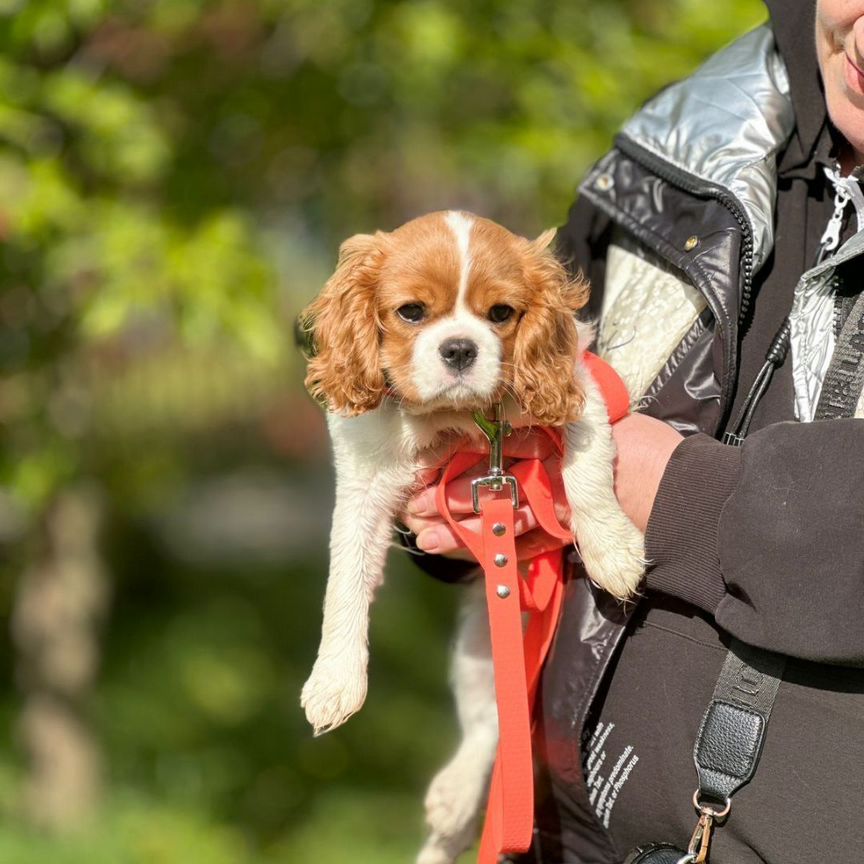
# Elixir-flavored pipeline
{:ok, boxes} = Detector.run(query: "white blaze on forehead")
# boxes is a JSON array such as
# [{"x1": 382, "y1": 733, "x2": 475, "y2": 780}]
[
  {"x1": 406, "y1": 211, "x2": 501, "y2": 406},
  {"x1": 445, "y1": 210, "x2": 474, "y2": 311}
]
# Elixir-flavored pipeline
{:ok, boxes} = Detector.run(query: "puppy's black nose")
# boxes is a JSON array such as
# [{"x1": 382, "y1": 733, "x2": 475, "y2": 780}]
[{"x1": 439, "y1": 338, "x2": 478, "y2": 371}]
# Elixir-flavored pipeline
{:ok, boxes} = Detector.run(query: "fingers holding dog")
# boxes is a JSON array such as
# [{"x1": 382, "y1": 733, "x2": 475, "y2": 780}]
[{"x1": 403, "y1": 504, "x2": 542, "y2": 555}]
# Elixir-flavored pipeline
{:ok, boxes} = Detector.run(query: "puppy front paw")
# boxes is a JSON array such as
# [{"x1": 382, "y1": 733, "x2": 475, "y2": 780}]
[
  {"x1": 576, "y1": 511, "x2": 645, "y2": 601},
  {"x1": 419, "y1": 745, "x2": 489, "y2": 862},
  {"x1": 300, "y1": 653, "x2": 368, "y2": 735},
  {"x1": 416, "y1": 830, "x2": 475, "y2": 864}
]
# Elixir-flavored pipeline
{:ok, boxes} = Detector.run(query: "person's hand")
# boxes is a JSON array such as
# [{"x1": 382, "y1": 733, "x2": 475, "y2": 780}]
[
  {"x1": 611, "y1": 413, "x2": 683, "y2": 533},
  {"x1": 402, "y1": 428, "x2": 572, "y2": 562},
  {"x1": 400, "y1": 414, "x2": 683, "y2": 561}
]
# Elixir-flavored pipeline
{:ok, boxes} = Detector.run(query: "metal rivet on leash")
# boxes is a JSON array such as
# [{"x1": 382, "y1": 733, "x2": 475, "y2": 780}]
[
  {"x1": 596, "y1": 173, "x2": 613, "y2": 191},
  {"x1": 496, "y1": 585, "x2": 511, "y2": 598},
  {"x1": 494, "y1": 553, "x2": 508, "y2": 567},
  {"x1": 492, "y1": 522, "x2": 506, "y2": 536},
  {"x1": 684, "y1": 235, "x2": 699, "y2": 251}
]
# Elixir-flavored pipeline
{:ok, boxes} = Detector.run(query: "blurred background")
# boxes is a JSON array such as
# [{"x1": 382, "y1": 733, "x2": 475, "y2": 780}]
[{"x1": 0, "y1": 1, "x2": 764, "y2": 861}]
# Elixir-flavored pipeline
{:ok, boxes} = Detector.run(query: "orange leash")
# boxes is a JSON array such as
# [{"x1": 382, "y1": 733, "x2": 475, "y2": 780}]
[{"x1": 435, "y1": 352, "x2": 630, "y2": 862}]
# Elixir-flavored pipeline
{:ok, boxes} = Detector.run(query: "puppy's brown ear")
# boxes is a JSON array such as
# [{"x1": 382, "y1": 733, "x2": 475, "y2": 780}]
[
  {"x1": 512, "y1": 230, "x2": 590, "y2": 426},
  {"x1": 531, "y1": 227, "x2": 558, "y2": 253},
  {"x1": 525, "y1": 227, "x2": 588, "y2": 316},
  {"x1": 301, "y1": 232, "x2": 388, "y2": 415}
]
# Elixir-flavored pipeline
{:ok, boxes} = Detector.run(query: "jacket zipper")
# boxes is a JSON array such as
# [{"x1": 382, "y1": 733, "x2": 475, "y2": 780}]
[
  {"x1": 820, "y1": 162, "x2": 861, "y2": 336},
  {"x1": 612, "y1": 135, "x2": 755, "y2": 417}
]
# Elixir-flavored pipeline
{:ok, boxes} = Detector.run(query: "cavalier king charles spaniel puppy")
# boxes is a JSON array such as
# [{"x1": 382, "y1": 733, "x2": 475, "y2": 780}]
[{"x1": 300, "y1": 211, "x2": 644, "y2": 864}]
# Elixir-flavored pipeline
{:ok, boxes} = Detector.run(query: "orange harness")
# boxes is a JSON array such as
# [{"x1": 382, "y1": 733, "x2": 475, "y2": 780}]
[{"x1": 435, "y1": 352, "x2": 630, "y2": 862}]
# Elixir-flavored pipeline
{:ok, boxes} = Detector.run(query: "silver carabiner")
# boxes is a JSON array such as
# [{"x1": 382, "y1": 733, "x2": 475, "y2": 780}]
[{"x1": 471, "y1": 403, "x2": 519, "y2": 513}]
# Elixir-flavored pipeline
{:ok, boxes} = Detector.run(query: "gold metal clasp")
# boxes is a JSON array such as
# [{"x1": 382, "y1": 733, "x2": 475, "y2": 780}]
[
  {"x1": 685, "y1": 792, "x2": 730, "y2": 864},
  {"x1": 687, "y1": 812, "x2": 713, "y2": 864}
]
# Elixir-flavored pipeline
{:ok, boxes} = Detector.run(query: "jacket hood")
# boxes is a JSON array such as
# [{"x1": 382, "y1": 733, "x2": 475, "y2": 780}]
[{"x1": 764, "y1": 0, "x2": 826, "y2": 172}]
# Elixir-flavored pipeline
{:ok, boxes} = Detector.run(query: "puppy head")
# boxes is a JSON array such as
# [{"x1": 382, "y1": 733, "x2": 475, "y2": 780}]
[{"x1": 302, "y1": 211, "x2": 589, "y2": 423}]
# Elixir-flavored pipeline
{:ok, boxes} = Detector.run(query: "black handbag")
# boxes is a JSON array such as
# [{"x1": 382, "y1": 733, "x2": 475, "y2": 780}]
[{"x1": 625, "y1": 842, "x2": 691, "y2": 863}]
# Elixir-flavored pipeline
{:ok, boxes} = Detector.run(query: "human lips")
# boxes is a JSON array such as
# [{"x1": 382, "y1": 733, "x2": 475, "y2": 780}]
[{"x1": 844, "y1": 51, "x2": 864, "y2": 95}]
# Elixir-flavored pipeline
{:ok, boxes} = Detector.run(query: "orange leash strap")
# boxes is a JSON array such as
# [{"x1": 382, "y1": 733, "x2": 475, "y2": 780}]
[
  {"x1": 479, "y1": 496, "x2": 535, "y2": 852},
  {"x1": 434, "y1": 352, "x2": 629, "y2": 862},
  {"x1": 437, "y1": 434, "x2": 570, "y2": 860}
]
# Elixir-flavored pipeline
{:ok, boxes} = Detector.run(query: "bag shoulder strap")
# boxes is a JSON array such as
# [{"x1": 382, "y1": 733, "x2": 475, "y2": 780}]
[{"x1": 693, "y1": 639, "x2": 786, "y2": 810}]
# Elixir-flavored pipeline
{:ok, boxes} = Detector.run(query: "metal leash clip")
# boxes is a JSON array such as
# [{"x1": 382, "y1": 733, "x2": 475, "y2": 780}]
[{"x1": 471, "y1": 403, "x2": 519, "y2": 514}]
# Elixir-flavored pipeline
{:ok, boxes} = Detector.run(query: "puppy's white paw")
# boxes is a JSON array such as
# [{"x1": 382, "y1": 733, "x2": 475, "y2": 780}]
[
  {"x1": 576, "y1": 511, "x2": 645, "y2": 601},
  {"x1": 417, "y1": 817, "x2": 479, "y2": 864},
  {"x1": 416, "y1": 839, "x2": 455, "y2": 864},
  {"x1": 423, "y1": 750, "x2": 487, "y2": 844},
  {"x1": 300, "y1": 654, "x2": 368, "y2": 735}
]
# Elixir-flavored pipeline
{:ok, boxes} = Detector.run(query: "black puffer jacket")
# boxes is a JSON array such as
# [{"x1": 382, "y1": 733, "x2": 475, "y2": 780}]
[{"x1": 523, "y1": 2, "x2": 864, "y2": 862}]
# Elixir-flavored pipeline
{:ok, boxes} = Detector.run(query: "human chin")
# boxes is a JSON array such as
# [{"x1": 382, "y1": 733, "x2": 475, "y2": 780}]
[{"x1": 816, "y1": 3, "x2": 864, "y2": 163}]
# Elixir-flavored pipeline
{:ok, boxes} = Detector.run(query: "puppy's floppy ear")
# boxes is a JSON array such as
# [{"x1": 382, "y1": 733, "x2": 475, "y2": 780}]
[
  {"x1": 301, "y1": 232, "x2": 388, "y2": 415},
  {"x1": 512, "y1": 227, "x2": 590, "y2": 426},
  {"x1": 531, "y1": 226, "x2": 558, "y2": 253}
]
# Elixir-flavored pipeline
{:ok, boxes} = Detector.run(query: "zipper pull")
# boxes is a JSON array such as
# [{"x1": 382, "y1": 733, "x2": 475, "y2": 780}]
[
  {"x1": 820, "y1": 204, "x2": 845, "y2": 253},
  {"x1": 820, "y1": 164, "x2": 854, "y2": 254}
]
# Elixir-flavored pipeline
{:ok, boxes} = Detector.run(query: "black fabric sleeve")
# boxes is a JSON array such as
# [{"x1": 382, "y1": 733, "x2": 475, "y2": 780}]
[
  {"x1": 646, "y1": 419, "x2": 864, "y2": 665},
  {"x1": 644, "y1": 432, "x2": 740, "y2": 612},
  {"x1": 396, "y1": 528, "x2": 479, "y2": 584}
]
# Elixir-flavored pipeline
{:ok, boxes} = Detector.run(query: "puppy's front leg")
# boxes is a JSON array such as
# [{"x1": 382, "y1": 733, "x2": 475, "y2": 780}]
[
  {"x1": 419, "y1": 581, "x2": 498, "y2": 864},
  {"x1": 302, "y1": 414, "x2": 416, "y2": 735},
  {"x1": 562, "y1": 372, "x2": 645, "y2": 599}
]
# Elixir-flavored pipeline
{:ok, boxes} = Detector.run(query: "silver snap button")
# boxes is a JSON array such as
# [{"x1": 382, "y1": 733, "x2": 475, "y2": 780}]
[
  {"x1": 494, "y1": 553, "x2": 508, "y2": 567},
  {"x1": 492, "y1": 522, "x2": 506, "y2": 536},
  {"x1": 684, "y1": 235, "x2": 699, "y2": 251},
  {"x1": 496, "y1": 585, "x2": 511, "y2": 598},
  {"x1": 596, "y1": 173, "x2": 613, "y2": 191}
]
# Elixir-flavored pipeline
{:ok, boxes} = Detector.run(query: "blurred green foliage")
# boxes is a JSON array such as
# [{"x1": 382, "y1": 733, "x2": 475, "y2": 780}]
[{"x1": 0, "y1": 0, "x2": 764, "y2": 861}]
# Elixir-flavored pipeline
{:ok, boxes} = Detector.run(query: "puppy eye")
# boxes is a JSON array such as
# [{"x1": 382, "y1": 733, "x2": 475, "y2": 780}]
[
  {"x1": 397, "y1": 303, "x2": 425, "y2": 323},
  {"x1": 488, "y1": 304, "x2": 515, "y2": 323}
]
